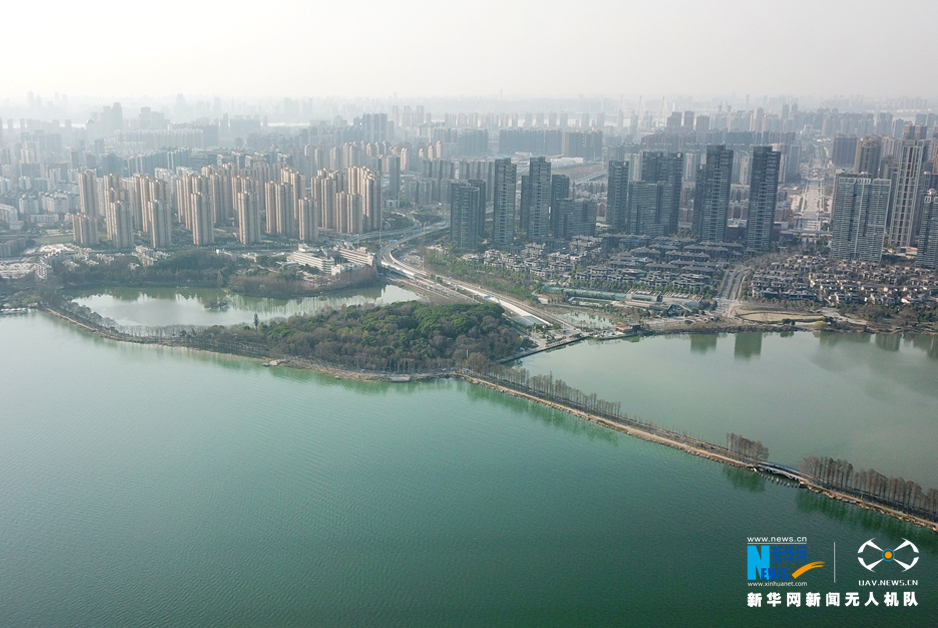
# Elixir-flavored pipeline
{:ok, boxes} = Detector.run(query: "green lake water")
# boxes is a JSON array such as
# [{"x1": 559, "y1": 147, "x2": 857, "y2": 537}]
[
  {"x1": 0, "y1": 315, "x2": 935, "y2": 626},
  {"x1": 521, "y1": 331, "x2": 938, "y2": 488},
  {"x1": 71, "y1": 284, "x2": 421, "y2": 328}
]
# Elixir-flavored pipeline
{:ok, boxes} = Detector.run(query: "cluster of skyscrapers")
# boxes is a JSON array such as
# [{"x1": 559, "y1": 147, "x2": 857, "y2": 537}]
[
  {"x1": 605, "y1": 144, "x2": 781, "y2": 253},
  {"x1": 70, "y1": 160, "x2": 384, "y2": 249},
  {"x1": 448, "y1": 141, "x2": 780, "y2": 253},
  {"x1": 3, "y1": 98, "x2": 938, "y2": 269},
  {"x1": 449, "y1": 155, "x2": 598, "y2": 250},
  {"x1": 829, "y1": 125, "x2": 938, "y2": 267}
]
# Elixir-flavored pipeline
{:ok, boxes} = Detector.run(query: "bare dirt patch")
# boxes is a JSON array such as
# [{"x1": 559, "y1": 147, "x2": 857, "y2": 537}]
[{"x1": 736, "y1": 309, "x2": 825, "y2": 323}]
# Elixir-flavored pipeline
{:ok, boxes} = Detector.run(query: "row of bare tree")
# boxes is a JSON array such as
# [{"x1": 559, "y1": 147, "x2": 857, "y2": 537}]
[
  {"x1": 801, "y1": 456, "x2": 938, "y2": 520},
  {"x1": 726, "y1": 433, "x2": 769, "y2": 461},
  {"x1": 473, "y1": 366, "x2": 938, "y2": 523},
  {"x1": 479, "y1": 366, "x2": 624, "y2": 420},
  {"x1": 475, "y1": 367, "x2": 767, "y2": 463}
]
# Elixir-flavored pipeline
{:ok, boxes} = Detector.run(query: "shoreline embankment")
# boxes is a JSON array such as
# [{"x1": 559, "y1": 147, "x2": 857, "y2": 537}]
[
  {"x1": 36, "y1": 305, "x2": 938, "y2": 534},
  {"x1": 40, "y1": 305, "x2": 447, "y2": 382},
  {"x1": 457, "y1": 372, "x2": 938, "y2": 535}
]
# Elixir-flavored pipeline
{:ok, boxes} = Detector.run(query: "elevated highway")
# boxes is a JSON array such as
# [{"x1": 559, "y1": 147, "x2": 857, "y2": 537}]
[{"x1": 379, "y1": 230, "x2": 575, "y2": 333}]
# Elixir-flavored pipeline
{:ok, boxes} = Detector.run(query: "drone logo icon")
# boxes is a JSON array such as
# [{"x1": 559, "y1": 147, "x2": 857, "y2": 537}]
[{"x1": 858, "y1": 538, "x2": 919, "y2": 572}]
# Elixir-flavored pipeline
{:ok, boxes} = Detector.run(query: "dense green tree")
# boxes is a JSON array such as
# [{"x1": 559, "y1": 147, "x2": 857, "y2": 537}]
[{"x1": 183, "y1": 300, "x2": 528, "y2": 373}]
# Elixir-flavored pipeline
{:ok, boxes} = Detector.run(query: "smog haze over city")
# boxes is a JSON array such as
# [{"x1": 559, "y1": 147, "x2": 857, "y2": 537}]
[
  {"x1": 2, "y1": 0, "x2": 936, "y2": 101},
  {"x1": 2, "y1": 0, "x2": 938, "y2": 626}
]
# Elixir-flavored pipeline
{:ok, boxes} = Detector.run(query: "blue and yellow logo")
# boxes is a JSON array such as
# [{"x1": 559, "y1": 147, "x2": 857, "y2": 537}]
[{"x1": 747, "y1": 544, "x2": 824, "y2": 581}]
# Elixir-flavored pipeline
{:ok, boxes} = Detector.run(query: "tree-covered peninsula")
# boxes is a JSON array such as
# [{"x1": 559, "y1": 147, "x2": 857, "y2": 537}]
[
  {"x1": 52, "y1": 248, "x2": 378, "y2": 298},
  {"x1": 185, "y1": 300, "x2": 531, "y2": 372}
]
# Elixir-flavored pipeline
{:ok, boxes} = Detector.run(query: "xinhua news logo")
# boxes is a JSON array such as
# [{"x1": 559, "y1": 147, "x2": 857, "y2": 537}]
[
  {"x1": 858, "y1": 538, "x2": 919, "y2": 573},
  {"x1": 748, "y1": 541, "x2": 824, "y2": 581}
]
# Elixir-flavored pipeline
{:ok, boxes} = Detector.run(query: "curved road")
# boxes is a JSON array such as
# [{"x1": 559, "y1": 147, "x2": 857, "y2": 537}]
[{"x1": 379, "y1": 234, "x2": 576, "y2": 333}]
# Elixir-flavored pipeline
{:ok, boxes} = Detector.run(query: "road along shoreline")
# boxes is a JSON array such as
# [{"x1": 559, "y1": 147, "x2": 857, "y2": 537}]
[
  {"x1": 38, "y1": 304, "x2": 938, "y2": 533},
  {"x1": 457, "y1": 373, "x2": 938, "y2": 535}
]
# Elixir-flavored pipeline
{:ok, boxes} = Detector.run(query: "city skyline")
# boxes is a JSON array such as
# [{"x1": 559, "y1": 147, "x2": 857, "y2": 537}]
[
  {"x1": 3, "y1": 0, "x2": 937, "y2": 101},
  {"x1": 3, "y1": 1, "x2": 938, "y2": 625}
]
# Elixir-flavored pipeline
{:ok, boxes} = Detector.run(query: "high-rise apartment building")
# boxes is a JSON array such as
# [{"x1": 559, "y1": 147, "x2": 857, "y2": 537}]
[
  {"x1": 297, "y1": 197, "x2": 318, "y2": 243},
  {"x1": 312, "y1": 170, "x2": 341, "y2": 232},
  {"x1": 387, "y1": 155, "x2": 401, "y2": 201},
  {"x1": 450, "y1": 182, "x2": 484, "y2": 250},
  {"x1": 148, "y1": 200, "x2": 172, "y2": 249},
  {"x1": 236, "y1": 191, "x2": 261, "y2": 245},
  {"x1": 281, "y1": 167, "x2": 306, "y2": 234},
  {"x1": 917, "y1": 189, "x2": 938, "y2": 268},
  {"x1": 886, "y1": 139, "x2": 926, "y2": 248},
  {"x1": 832, "y1": 135, "x2": 859, "y2": 169},
  {"x1": 683, "y1": 111, "x2": 695, "y2": 129},
  {"x1": 492, "y1": 158, "x2": 516, "y2": 248},
  {"x1": 176, "y1": 173, "x2": 209, "y2": 230},
  {"x1": 916, "y1": 172, "x2": 938, "y2": 242},
  {"x1": 555, "y1": 199, "x2": 597, "y2": 239},
  {"x1": 457, "y1": 160, "x2": 495, "y2": 200},
  {"x1": 133, "y1": 174, "x2": 170, "y2": 238},
  {"x1": 191, "y1": 192, "x2": 215, "y2": 246},
  {"x1": 627, "y1": 181, "x2": 666, "y2": 236},
  {"x1": 78, "y1": 170, "x2": 98, "y2": 217},
  {"x1": 830, "y1": 173, "x2": 891, "y2": 263},
  {"x1": 468, "y1": 179, "x2": 486, "y2": 240},
  {"x1": 264, "y1": 181, "x2": 280, "y2": 236},
  {"x1": 336, "y1": 191, "x2": 363, "y2": 234},
  {"x1": 524, "y1": 157, "x2": 551, "y2": 242},
  {"x1": 347, "y1": 166, "x2": 382, "y2": 232},
  {"x1": 105, "y1": 199, "x2": 134, "y2": 249},
  {"x1": 854, "y1": 135, "x2": 882, "y2": 176},
  {"x1": 72, "y1": 213, "x2": 98, "y2": 246},
  {"x1": 519, "y1": 174, "x2": 530, "y2": 233},
  {"x1": 205, "y1": 165, "x2": 235, "y2": 226},
  {"x1": 104, "y1": 174, "x2": 134, "y2": 249},
  {"x1": 777, "y1": 143, "x2": 802, "y2": 183},
  {"x1": 265, "y1": 181, "x2": 296, "y2": 238},
  {"x1": 666, "y1": 112, "x2": 683, "y2": 130},
  {"x1": 606, "y1": 160, "x2": 630, "y2": 232},
  {"x1": 131, "y1": 174, "x2": 150, "y2": 232},
  {"x1": 561, "y1": 131, "x2": 603, "y2": 161},
  {"x1": 640, "y1": 151, "x2": 683, "y2": 234},
  {"x1": 549, "y1": 174, "x2": 571, "y2": 236},
  {"x1": 246, "y1": 161, "x2": 270, "y2": 217},
  {"x1": 745, "y1": 146, "x2": 781, "y2": 252},
  {"x1": 693, "y1": 145, "x2": 733, "y2": 243}
]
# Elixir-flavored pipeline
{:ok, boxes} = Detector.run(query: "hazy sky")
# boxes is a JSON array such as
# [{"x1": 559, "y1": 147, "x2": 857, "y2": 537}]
[{"x1": 4, "y1": 0, "x2": 935, "y2": 101}]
